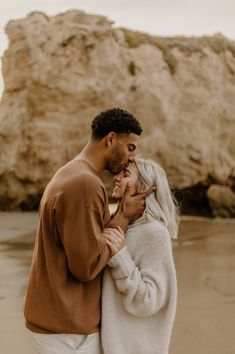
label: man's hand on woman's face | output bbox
[120,183,156,222]
[103,226,125,257]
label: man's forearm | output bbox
[107,210,129,233]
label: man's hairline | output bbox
[91,131,141,141]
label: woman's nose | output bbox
[113,174,121,182]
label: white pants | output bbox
[27,330,101,354]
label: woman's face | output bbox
[112,162,140,199]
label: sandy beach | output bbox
[0,212,235,354]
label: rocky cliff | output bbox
[1,10,235,216]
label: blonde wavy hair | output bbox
[135,158,179,239]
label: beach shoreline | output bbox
[0,211,235,354]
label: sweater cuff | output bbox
[108,246,136,279]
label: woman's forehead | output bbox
[125,162,139,175]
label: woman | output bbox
[101,158,179,354]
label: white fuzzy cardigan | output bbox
[101,220,177,354]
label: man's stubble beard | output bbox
[106,148,124,175]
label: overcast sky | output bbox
[1,0,235,96]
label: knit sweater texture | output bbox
[24,158,111,334]
[101,220,177,354]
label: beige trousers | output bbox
[27,330,101,354]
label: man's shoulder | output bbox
[60,159,103,188]
[77,172,104,193]
[50,160,108,211]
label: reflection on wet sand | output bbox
[0,213,234,354]
[171,217,235,354]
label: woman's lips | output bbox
[113,185,120,194]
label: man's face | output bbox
[106,133,139,175]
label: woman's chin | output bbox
[112,191,121,200]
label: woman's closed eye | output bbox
[123,169,131,178]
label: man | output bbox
[24,108,155,354]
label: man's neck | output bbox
[76,140,105,174]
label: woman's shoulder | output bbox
[130,220,171,249]
[140,220,169,236]
[129,220,173,268]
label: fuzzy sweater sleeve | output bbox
[107,224,175,317]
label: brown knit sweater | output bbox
[24,158,111,334]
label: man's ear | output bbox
[105,132,117,149]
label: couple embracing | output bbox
[24,108,179,354]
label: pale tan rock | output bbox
[0,11,235,215]
[207,185,235,217]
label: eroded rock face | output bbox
[0,10,235,215]
[207,185,235,217]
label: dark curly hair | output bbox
[91,108,142,140]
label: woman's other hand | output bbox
[103,226,125,257]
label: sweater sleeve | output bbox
[108,227,175,317]
[54,173,111,282]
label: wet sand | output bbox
[0,212,235,354]
[170,217,235,354]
